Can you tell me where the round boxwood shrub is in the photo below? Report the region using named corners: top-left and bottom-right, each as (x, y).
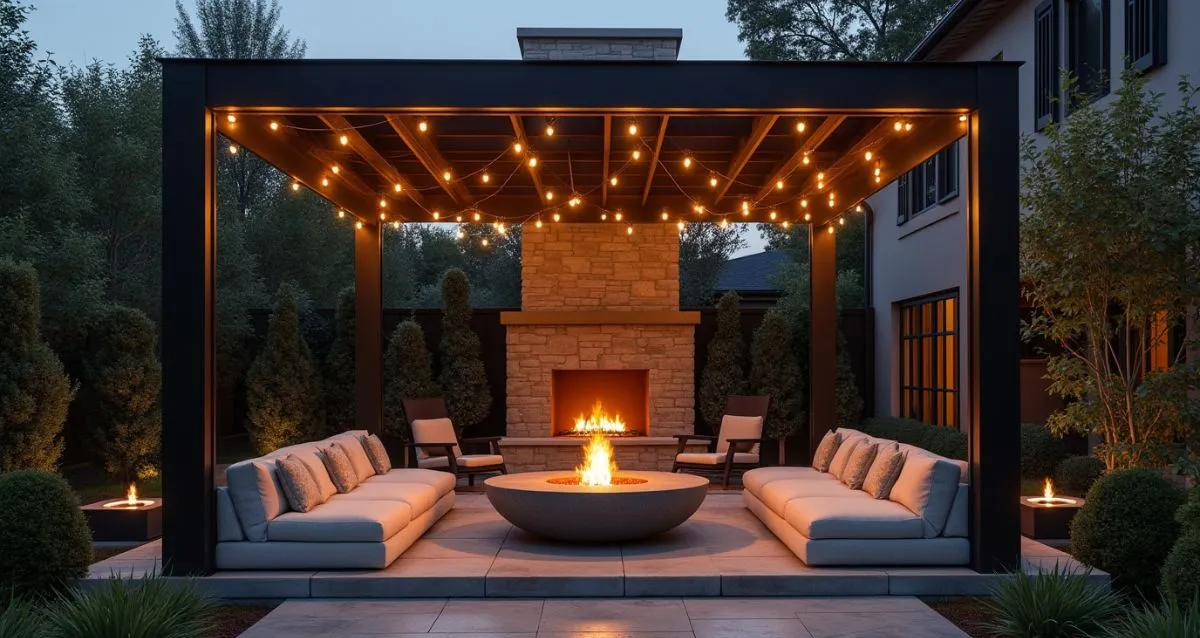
top-left (1055, 455), bottom-right (1106, 496)
top-left (1161, 487), bottom-right (1200, 601)
top-left (1070, 468), bottom-right (1183, 594)
top-left (1021, 423), bottom-right (1064, 479)
top-left (0, 470), bottom-right (92, 598)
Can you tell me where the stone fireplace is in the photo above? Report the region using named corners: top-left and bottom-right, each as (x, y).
top-left (552, 369), bottom-right (649, 436)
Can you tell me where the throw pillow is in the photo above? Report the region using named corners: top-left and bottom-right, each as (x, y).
top-left (360, 434), bottom-right (392, 475)
top-left (276, 454), bottom-right (325, 512)
top-left (319, 444), bottom-right (359, 493)
top-left (811, 431), bottom-right (841, 472)
top-left (336, 439), bottom-right (376, 483)
top-left (863, 444), bottom-right (905, 499)
top-left (828, 437), bottom-right (862, 480)
top-left (840, 442), bottom-right (879, 490)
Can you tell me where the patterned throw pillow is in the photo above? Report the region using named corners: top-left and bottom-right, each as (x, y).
top-left (276, 454), bottom-right (325, 512)
top-left (360, 434), bottom-right (392, 475)
top-left (828, 437), bottom-right (862, 479)
top-left (318, 444), bottom-right (359, 493)
top-left (840, 442), bottom-right (879, 490)
top-left (863, 444), bottom-right (906, 499)
top-left (812, 430), bottom-right (841, 472)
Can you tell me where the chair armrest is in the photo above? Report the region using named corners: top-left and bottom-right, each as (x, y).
top-left (461, 436), bottom-right (503, 454)
top-left (673, 433), bottom-right (717, 455)
top-left (722, 438), bottom-right (762, 444)
top-left (672, 434), bottom-right (717, 441)
top-left (410, 443), bottom-right (458, 472)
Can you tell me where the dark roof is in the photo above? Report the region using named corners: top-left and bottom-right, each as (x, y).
top-left (714, 251), bottom-right (792, 293)
top-left (908, 0), bottom-right (1013, 61)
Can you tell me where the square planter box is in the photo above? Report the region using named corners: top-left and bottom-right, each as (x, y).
top-left (1020, 496), bottom-right (1084, 540)
top-left (82, 498), bottom-right (163, 542)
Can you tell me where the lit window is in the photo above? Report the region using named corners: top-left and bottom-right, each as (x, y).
top-left (899, 292), bottom-right (959, 428)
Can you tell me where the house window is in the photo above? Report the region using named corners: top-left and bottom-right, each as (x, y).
top-left (1125, 0), bottom-right (1167, 72)
top-left (899, 292), bottom-right (959, 427)
top-left (1067, 0), bottom-right (1110, 102)
top-left (1034, 0), bottom-right (1060, 130)
top-left (896, 143), bottom-right (958, 225)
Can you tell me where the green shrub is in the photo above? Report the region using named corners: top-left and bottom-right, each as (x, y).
top-left (1162, 488), bottom-right (1200, 601)
top-left (383, 319), bottom-right (440, 441)
top-left (1022, 423), bottom-right (1065, 480)
top-left (1105, 595), bottom-right (1200, 638)
top-left (323, 286), bottom-right (355, 436)
top-left (834, 330), bottom-right (863, 428)
top-left (750, 310), bottom-right (804, 462)
top-left (44, 574), bottom-right (215, 638)
top-left (438, 269), bottom-right (491, 431)
top-left (0, 471), bottom-right (92, 598)
top-left (981, 565), bottom-right (1121, 638)
top-left (1055, 456), bottom-right (1106, 496)
top-left (1070, 468), bottom-right (1183, 594)
top-left (0, 259), bottom-right (74, 472)
top-left (0, 597), bottom-right (47, 638)
top-left (859, 417), bottom-right (968, 460)
top-left (699, 291), bottom-right (747, 429)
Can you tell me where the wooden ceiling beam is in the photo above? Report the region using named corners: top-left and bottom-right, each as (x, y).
top-left (509, 115), bottom-right (547, 204)
top-left (601, 115), bottom-right (612, 207)
top-left (799, 118), bottom-right (895, 205)
top-left (318, 114), bottom-right (423, 204)
top-left (641, 116), bottom-right (669, 206)
top-left (754, 115), bottom-right (846, 201)
top-left (386, 115), bottom-right (473, 205)
top-left (713, 114), bottom-right (778, 202)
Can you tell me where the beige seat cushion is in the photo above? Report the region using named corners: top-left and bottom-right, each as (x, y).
top-left (888, 453), bottom-right (962, 538)
top-left (411, 418), bottom-right (462, 459)
top-left (717, 415), bottom-right (763, 454)
top-left (676, 452), bottom-right (759, 465)
top-left (335, 439), bottom-right (377, 483)
top-left (366, 469), bottom-right (457, 494)
top-left (333, 481), bottom-right (441, 514)
top-left (418, 453), bottom-right (504, 469)
top-left (743, 467), bottom-right (834, 494)
top-left (783, 496), bottom-right (925, 540)
top-left (267, 499), bottom-right (412, 542)
top-left (759, 478), bottom-right (869, 516)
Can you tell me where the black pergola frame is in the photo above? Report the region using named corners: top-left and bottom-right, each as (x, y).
top-left (161, 59), bottom-right (1020, 575)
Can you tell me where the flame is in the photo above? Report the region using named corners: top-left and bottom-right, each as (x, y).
top-left (573, 401), bottom-right (627, 434)
top-left (576, 432), bottom-right (617, 487)
top-left (1042, 478), bottom-right (1054, 501)
top-left (126, 483), bottom-right (139, 506)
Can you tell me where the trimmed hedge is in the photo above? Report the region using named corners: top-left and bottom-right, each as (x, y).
top-left (1162, 487), bottom-right (1200, 602)
top-left (1021, 423), bottom-right (1064, 479)
top-left (859, 417), bottom-right (967, 460)
top-left (1055, 455), bottom-right (1106, 496)
top-left (0, 471), bottom-right (92, 598)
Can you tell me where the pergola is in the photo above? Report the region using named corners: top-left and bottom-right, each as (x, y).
top-left (161, 58), bottom-right (1021, 575)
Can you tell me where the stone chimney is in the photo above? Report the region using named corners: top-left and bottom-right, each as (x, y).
top-left (517, 28), bottom-right (682, 61)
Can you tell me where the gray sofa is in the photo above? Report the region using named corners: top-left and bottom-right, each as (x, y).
top-left (215, 430), bottom-right (455, 570)
top-left (743, 427), bottom-right (968, 566)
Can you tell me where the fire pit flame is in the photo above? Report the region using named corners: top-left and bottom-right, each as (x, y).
top-left (1028, 478), bottom-right (1077, 507)
top-left (576, 432), bottom-right (617, 487)
top-left (102, 483), bottom-right (155, 509)
top-left (573, 401), bottom-right (627, 435)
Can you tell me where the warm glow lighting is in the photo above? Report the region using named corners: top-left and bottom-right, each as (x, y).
top-left (482, 172), bottom-right (491, 184)
top-left (418, 120), bottom-right (428, 132)
top-left (817, 180), bottom-right (825, 190)
top-left (393, 183), bottom-right (403, 193)
top-left (960, 114), bottom-right (969, 122)
top-left (513, 141), bottom-right (524, 154)
top-left (355, 220), bottom-right (363, 230)
top-left (894, 120), bottom-right (903, 132)
top-left (719, 218), bottom-right (729, 229)
top-left (269, 120), bottom-right (279, 131)
top-left (839, 217), bottom-right (846, 226)
top-left (379, 198), bottom-right (387, 208)
top-left (473, 212), bottom-right (482, 222)
top-left (291, 181), bottom-right (300, 192)
top-left (693, 204), bottom-right (704, 215)
top-left (392, 221), bottom-right (401, 230)
top-left (576, 432), bottom-right (617, 487)
top-left (456, 229), bottom-right (465, 240)
top-left (874, 166), bottom-right (882, 176)
top-left (632, 149), bottom-right (641, 161)
top-left (337, 209), bottom-right (346, 219)
top-left (769, 210), bottom-right (777, 220)
top-left (827, 225), bottom-right (834, 234)
top-left (677, 219), bottom-right (686, 231)
top-left (535, 218), bottom-right (543, 228)
top-left (228, 144), bottom-right (239, 155)
top-left (781, 220), bottom-right (790, 229)
top-left (332, 164), bottom-right (340, 175)
top-left (627, 121), bottom-right (638, 136)
top-left (626, 225), bottom-right (634, 235)
top-left (610, 175), bottom-right (618, 186)
top-left (804, 212), bottom-right (812, 222)
top-left (776, 179), bottom-right (785, 190)
top-left (553, 213), bottom-right (562, 222)
top-left (545, 124), bottom-right (555, 136)
top-left (601, 213), bottom-right (608, 221)
top-left (801, 199), bottom-right (808, 208)
top-left (442, 170), bottom-right (452, 182)
top-left (802, 153), bottom-right (811, 165)
top-left (546, 190), bottom-right (555, 201)
top-left (103, 483), bottom-right (152, 509)
top-left (456, 215), bottom-right (463, 222)
top-left (1028, 478), bottom-right (1078, 506)
top-left (497, 223), bottom-right (507, 236)
top-left (432, 211), bottom-right (441, 220)
top-left (856, 205), bottom-right (864, 213)
top-left (528, 156), bottom-right (538, 168)
top-left (816, 172), bottom-right (825, 181)
top-left (615, 212), bottom-right (623, 222)
top-left (864, 151), bottom-right (873, 161)
top-left (321, 177), bottom-right (330, 187)
top-left (379, 212), bottom-right (387, 221)
top-left (904, 121), bottom-right (913, 131)
top-left (339, 134), bottom-right (349, 146)
top-left (796, 120), bottom-right (806, 133)
top-left (226, 114), bottom-right (237, 123)
top-left (661, 211), bottom-right (669, 221)
top-left (481, 238), bottom-right (489, 246)
top-left (683, 156), bottom-right (692, 169)
top-left (709, 175), bottom-right (718, 187)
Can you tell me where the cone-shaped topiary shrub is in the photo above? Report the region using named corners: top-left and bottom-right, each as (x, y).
top-left (246, 284), bottom-right (324, 455)
top-left (383, 319), bottom-right (440, 442)
top-left (323, 286), bottom-right (356, 436)
top-left (1070, 468), bottom-right (1183, 594)
top-left (0, 470), bottom-right (92, 598)
top-left (699, 291), bottom-right (747, 429)
top-left (1161, 487), bottom-right (1200, 601)
top-left (1055, 455), bottom-right (1106, 496)
top-left (749, 310), bottom-right (804, 463)
top-left (0, 260), bottom-right (74, 472)
top-left (1021, 422), bottom-right (1065, 480)
top-left (438, 269), bottom-right (491, 431)
top-left (834, 329), bottom-right (863, 428)
top-left (44, 573), bottom-right (215, 638)
top-left (83, 305), bottom-right (162, 483)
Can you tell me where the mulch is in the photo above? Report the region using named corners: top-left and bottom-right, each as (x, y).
top-left (922, 597), bottom-right (996, 638)
top-left (208, 604), bottom-right (277, 638)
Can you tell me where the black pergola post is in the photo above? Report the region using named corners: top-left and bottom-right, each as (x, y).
top-left (161, 62), bottom-right (216, 575)
top-left (355, 222), bottom-right (383, 434)
top-left (808, 223), bottom-right (837, 455)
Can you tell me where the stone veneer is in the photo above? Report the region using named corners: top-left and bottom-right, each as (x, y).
top-left (516, 28), bottom-right (682, 62)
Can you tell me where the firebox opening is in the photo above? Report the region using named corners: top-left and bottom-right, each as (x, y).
top-left (551, 369), bottom-right (650, 437)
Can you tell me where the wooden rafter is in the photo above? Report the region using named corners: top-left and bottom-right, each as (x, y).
top-left (385, 115), bottom-right (473, 205)
top-left (601, 115), bottom-right (612, 206)
top-left (799, 119), bottom-right (894, 202)
top-left (754, 115), bottom-right (846, 201)
top-left (509, 115), bottom-right (547, 204)
top-left (713, 114), bottom-right (778, 202)
top-left (318, 115), bottom-right (423, 204)
top-left (641, 115), bottom-right (669, 206)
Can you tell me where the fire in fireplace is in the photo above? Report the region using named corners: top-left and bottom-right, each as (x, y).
top-left (551, 369), bottom-right (649, 436)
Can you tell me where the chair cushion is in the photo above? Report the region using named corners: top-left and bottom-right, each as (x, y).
top-left (759, 478), bottom-right (869, 516)
top-left (319, 444), bottom-right (360, 493)
top-left (840, 442), bottom-right (878, 490)
top-left (419, 453), bottom-right (504, 469)
top-left (276, 454), bottom-right (326, 512)
top-left (888, 453), bottom-right (962, 537)
top-left (744, 467), bottom-right (835, 494)
top-left (335, 439), bottom-right (376, 483)
top-left (811, 430), bottom-right (841, 472)
top-left (863, 443), bottom-right (905, 499)
top-left (784, 496), bottom-right (926, 540)
top-left (332, 481), bottom-right (441, 514)
top-left (676, 452), bottom-right (759, 465)
top-left (828, 437), bottom-right (862, 480)
top-left (267, 499), bottom-right (412, 542)
top-left (361, 434), bottom-right (392, 475)
top-left (411, 418), bottom-right (462, 459)
top-left (717, 414), bottom-right (763, 454)
top-left (366, 469), bottom-right (457, 495)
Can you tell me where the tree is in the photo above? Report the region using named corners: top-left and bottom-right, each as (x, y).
top-left (460, 223), bottom-right (522, 307)
top-left (679, 222), bottom-right (747, 307)
top-left (750, 310), bottom-right (804, 462)
top-left (0, 260), bottom-right (75, 472)
top-left (1021, 72), bottom-right (1200, 470)
top-left (174, 0), bottom-right (306, 59)
top-left (322, 286), bottom-right (355, 435)
top-left (699, 291), bottom-right (748, 429)
top-left (383, 320), bottom-right (440, 441)
top-left (245, 284), bottom-right (323, 454)
top-left (83, 305), bottom-right (162, 483)
top-left (438, 269), bottom-right (492, 432)
top-left (725, 0), bottom-right (956, 62)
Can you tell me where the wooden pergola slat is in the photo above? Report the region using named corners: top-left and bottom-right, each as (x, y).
top-left (509, 115), bottom-right (548, 204)
top-left (386, 115), bottom-right (473, 206)
top-left (641, 116), bottom-right (669, 206)
top-left (601, 115), bottom-right (612, 206)
top-left (713, 114), bottom-right (778, 202)
top-left (754, 116), bottom-right (846, 202)
top-left (318, 114), bottom-right (424, 204)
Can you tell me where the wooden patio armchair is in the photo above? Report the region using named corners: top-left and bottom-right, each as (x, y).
top-left (402, 397), bottom-right (506, 486)
top-left (672, 395), bottom-right (771, 488)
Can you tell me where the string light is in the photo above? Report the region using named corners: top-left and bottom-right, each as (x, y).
top-left (741, 201), bottom-right (750, 217)
top-left (473, 211), bottom-right (482, 222)
top-left (782, 220), bottom-right (790, 229)
top-left (610, 175), bottom-right (618, 187)
top-left (959, 114), bottom-right (968, 122)
top-left (418, 120), bottom-right (428, 133)
top-left (379, 212), bottom-right (387, 221)
top-left (627, 121), bottom-right (638, 136)
top-left (855, 204), bottom-right (864, 213)
top-left (776, 179), bottom-right (785, 190)
top-left (693, 203), bottom-right (705, 215)
top-left (355, 220), bottom-right (363, 230)
top-left (553, 212), bottom-right (561, 222)
top-left (632, 149), bottom-right (641, 161)
top-left (291, 181), bottom-right (300, 192)
top-left (482, 172), bottom-right (491, 184)
top-left (228, 144), bottom-right (239, 155)
top-left (800, 199), bottom-right (808, 208)
top-left (456, 229), bottom-right (464, 240)
top-left (905, 121), bottom-right (913, 131)
top-left (337, 209), bottom-right (346, 219)
top-left (513, 141), bottom-right (524, 154)
top-left (393, 183), bottom-right (402, 193)
top-left (864, 151), bottom-right (873, 161)
top-left (827, 225), bottom-right (834, 234)
top-left (615, 212), bottom-right (623, 222)
top-left (528, 156), bottom-right (538, 168)
top-left (601, 213), bottom-right (608, 221)
top-left (816, 171), bottom-right (825, 181)
top-left (839, 217), bottom-right (846, 226)
top-left (802, 153), bottom-right (811, 166)
top-left (894, 120), bottom-right (903, 132)
top-left (796, 120), bottom-right (806, 133)
top-left (481, 238), bottom-right (489, 246)
top-left (661, 211), bottom-right (669, 221)
top-left (804, 212), bottom-right (812, 222)
top-left (442, 169), bottom-right (452, 182)
top-left (545, 122), bottom-right (555, 136)
top-left (769, 210), bottom-right (777, 220)
top-left (709, 174), bottom-right (718, 188)
top-left (340, 134), bottom-right (349, 146)
top-left (535, 217), bottom-right (543, 228)
top-left (817, 180), bottom-right (825, 190)
top-left (497, 222), bottom-right (507, 236)
top-left (569, 196), bottom-right (581, 207)
top-left (379, 198), bottom-right (387, 208)
top-left (321, 177), bottom-right (330, 187)
top-left (432, 211), bottom-right (441, 220)
top-left (269, 120), bottom-right (279, 131)
top-left (677, 219), bottom-right (686, 232)
top-left (683, 156), bottom-right (692, 169)
top-left (456, 215), bottom-right (463, 222)
top-left (719, 218), bottom-right (729, 229)
top-left (332, 164), bottom-right (341, 175)
top-left (392, 221), bottom-right (401, 230)
top-left (226, 114), bottom-right (237, 123)
top-left (546, 191), bottom-right (555, 202)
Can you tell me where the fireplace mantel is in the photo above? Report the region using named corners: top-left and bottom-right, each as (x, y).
top-left (500, 310), bottom-right (700, 326)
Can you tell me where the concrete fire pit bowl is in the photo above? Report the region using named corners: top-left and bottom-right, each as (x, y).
top-left (484, 470), bottom-right (708, 542)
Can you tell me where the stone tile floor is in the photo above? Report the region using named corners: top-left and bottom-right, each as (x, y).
top-left (238, 596), bottom-right (969, 637)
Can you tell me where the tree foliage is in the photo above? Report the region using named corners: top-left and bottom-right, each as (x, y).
top-left (0, 260), bottom-right (74, 473)
top-left (322, 286), bottom-right (355, 435)
top-left (725, 0), bottom-right (956, 61)
top-left (438, 269), bottom-right (492, 431)
top-left (245, 284), bottom-right (323, 454)
top-left (174, 0), bottom-right (306, 59)
top-left (83, 305), bottom-right (162, 483)
top-left (383, 320), bottom-right (440, 441)
top-left (699, 291), bottom-right (748, 429)
top-left (679, 222), bottom-right (747, 307)
top-left (750, 310), bottom-right (804, 457)
top-left (0, 471), bottom-right (92, 599)
top-left (1021, 72), bottom-right (1200, 470)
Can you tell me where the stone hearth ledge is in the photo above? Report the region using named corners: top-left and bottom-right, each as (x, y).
top-left (499, 436), bottom-right (686, 446)
top-left (499, 310), bottom-right (700, 325)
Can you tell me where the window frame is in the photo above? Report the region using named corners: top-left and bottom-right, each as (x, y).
top-left (897, 143), bottom-right (959, 226)
top-left (898, 290), bottom-right (960, 428)
top-left (1034, 0), bottom-right (1060, 131)
top-left (1066, 0), bottom-right (1111, 104)
top-left (1125, 0), bottom-right (1167, 73)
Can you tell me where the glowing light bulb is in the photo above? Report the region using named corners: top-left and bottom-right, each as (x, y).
top-left (546, 191), bottom-right (555, 201)
top-left (874, 166), bottom-right (882, 176)
top-left (513, 141), bottom-right (524, 154)
top-left (627, 121), bottom-right (638, 136)
top-left (418, 120), bottom-right (428, 132)
top-left (864, 151), bottom-right (873, 161)
top-left (661, 211), bottom-right (669, 221)
top-left (677, 220), bottom-right (685, 231)
top-left (683, 156), bottom-right (692, 169)
top-left (719, 218), bottom-right (729, 229)
top-left (769, 210), bottom-right (777, 220)
top-left (473, 211), bottom-right (482, 222)
top-left (875, 175), bottom-right (882, 183)
top-left (332, 164), bottom-right (340, 174)
top-left (545, 124), bottom-right (555, 136)
top-left (776, 179), bottom-right (785, 190)
top-left (627, 225), bottom-right (634, 235)
top-left (432, 211), bottom-right (441, 220)
top-left (456, 215), bottom-right (463, 222)
top-left (817, 180), bottom-right (825, 190)
top-left (632, 149), bottom-right (641, 161)
top-left (228, 144), bottom-right (239, 155)
top-left (481, 238), bottom-right (489, 246)
top-left (959, 114), bottom-right (968, 122)
top-left (528, 156), bottom-right (538, 168)
top-left (379, 198), bottom-right (387, 208)
top-left (827, 225), bottom-right (834, 234)
top-left (393, 183), bottom-right (403, 193)
top-left (904, 121), bottom-right (913, 131)
top-left (615, 212), bottom-right (623, 222)
top-left (456, 230), bottom-right (464, 240)
top-left (816, 172), bottom-right (825, 181)
top-left (442, 170), bottom-right (452, 182)
top-left (801, 199), bottom-right (808, 208)
top-left (497, 223), bottom-right (507, 236)
top-left (340, 134), bottom-right (349, 146)
top-left (796, 120), bottom-right (806, 133)
top-left (782, 220), bottom-right (790, 229)
top-left (482, 172), bottom-right (491, 184)
top-left (839, 217), bottom-right (846, 226)
top-left (802, 153), bottom-right (811, 166)
top-left (321, 177), bottom-right (330, 187)
top-left (894, 120), bottom-right (903, 132)
top-left (693, 204), bottom-right (704, 215)
top-left (709, 175), bottom-right (718, 187)
top-left (536, 218), bottom-right (543, 228)
top-left (553, 213), bottom-right (561, 222)
top-left (291, 181), bottom-right (300, 192)
top-left (392, 221), bottom-right (401, 230)
top-left (601, 213), bottom-right (608, 221)
top-left (337, 210), bottom-right (345, 219)
top-left (226, 114), bottom-right (237, 123)
top-left (856, 205), bottom-right (864, 213)
top-left (355, 220), bottom-right (363, 230)
top-left (269, 121), bottom-right (279, 131)
top-left (610, 175), bottom-right (618, 186)
top-left (804, 212), bottom-right (812, 222)
top-left (379, 212), bottom-right (387, 220)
